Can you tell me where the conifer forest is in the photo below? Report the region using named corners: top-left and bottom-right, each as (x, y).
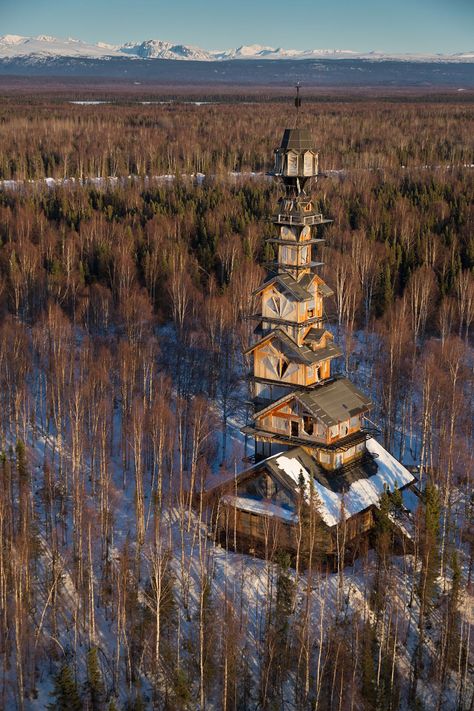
top-left (0, 93), bottom-right (472, 710)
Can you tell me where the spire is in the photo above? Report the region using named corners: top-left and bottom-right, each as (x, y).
top-left (294, 82), bottom-right (302, 128)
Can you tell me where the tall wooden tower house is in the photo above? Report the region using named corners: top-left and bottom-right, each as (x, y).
top-left (205, 107), bottom-right (416, 558)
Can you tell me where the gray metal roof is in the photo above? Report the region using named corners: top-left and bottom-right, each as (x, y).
top-left (304, 328), bottom-right (329, 342)
top-left (253, 273), bottom-right (313, 302)
top-left (245, 328), bottom-right (340, 366)
top-left (279, 128), bottom-right (315, 151)
top-left (317, 282), bottom-right (334, 298)
top-left (297, 378), bottom-right (372, 426)
top-left (254, 376), bottom-right (371, 425)
top-left (278, 272), bottom-right (313, 301)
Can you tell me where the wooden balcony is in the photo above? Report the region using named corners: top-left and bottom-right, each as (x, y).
top-left (271, 212), bottom-right (333, 227)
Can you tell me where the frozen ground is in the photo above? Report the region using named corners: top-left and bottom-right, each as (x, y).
top-left (10, 385), bottom-right (471, 710)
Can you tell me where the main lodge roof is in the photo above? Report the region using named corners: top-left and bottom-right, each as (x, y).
top-left (206, 438), bottom-right (415, 529)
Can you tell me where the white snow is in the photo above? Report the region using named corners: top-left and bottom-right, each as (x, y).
top-left (0, 34), bottom-right (472, 63)
top-left (221, 494), bottom-right (297, 522)
top-left (274, 437), bottom-right (415, 528)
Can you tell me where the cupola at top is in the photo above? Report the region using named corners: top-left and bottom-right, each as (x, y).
top-left (272, 128), bottom-right (319, 181)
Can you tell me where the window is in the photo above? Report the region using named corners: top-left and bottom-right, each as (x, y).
top-left (287, 152), bottom-right (298, 175)
top-left (278, 358), bottom-right (289, 378)
top-left (268, 295), bottom-right (281, 316)
top-left (320, 452), bottom-right (330, 464)
top-left (273, 416), bottom-right (287, 432)
top-left (291, 421), bottom-right (299, 437)
top-left (264, 474), bottom-right (277, 498)
top-left (303, 416), bottom-right (314, 436)
top-left (304, 152), bottom-right (313, 175)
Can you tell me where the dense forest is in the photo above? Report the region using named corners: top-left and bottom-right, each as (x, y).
top-left (0, 96), bottom-right (472, 710)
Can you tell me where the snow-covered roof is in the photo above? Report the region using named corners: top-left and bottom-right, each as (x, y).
top-left (272, 437), bottom-right (415, 527)
top-left (221, 495), bottom-right (297, 523)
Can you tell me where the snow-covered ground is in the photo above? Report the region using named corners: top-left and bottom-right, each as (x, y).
top-left (10, 358), bottom-right (469, 709)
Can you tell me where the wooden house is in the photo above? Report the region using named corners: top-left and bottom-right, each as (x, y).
top-left (204, 123), bottom-right (416, 560)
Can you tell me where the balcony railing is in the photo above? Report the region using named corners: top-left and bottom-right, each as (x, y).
top-left (271, 213), bottom-right (333, 226)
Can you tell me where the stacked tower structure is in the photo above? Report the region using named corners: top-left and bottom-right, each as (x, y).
top-left (244, 127), bottom-right (373, 471)
top-left (205, 114), bottom-right (415, 557)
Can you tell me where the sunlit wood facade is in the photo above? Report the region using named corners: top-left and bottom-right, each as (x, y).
top-left (204, 124), bottom-right (415, 559)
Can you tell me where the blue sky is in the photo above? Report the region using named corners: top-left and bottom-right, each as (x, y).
top-left (1, 0), bottom-right (473, 53)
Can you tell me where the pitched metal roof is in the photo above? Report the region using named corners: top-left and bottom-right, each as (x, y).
top-left (205, 439), bottom-right (415, 529)
top-left (304, 328), bottom-right (331, 343)
top-left (297, 378), bottom-right (372, 426)
top-left (294, 273), bottom-right (334, 299)
top-left (254, 376), bottom-right (371, 425)
top-left (253, 273), bottom-right (312, 302)
top-left (317, 282), bottom-right (334, 298)
top-left (279, 128), bottom-right (314, 151)
top-left (245, 328), bottom-right (341, 366)
top-left (264, 446), bottom-right (378, 495)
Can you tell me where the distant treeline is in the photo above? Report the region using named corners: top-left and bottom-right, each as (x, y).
top-left (0, 99), bottom-right (473, 180)
top-left (0, 166), bottom-right (471, 331)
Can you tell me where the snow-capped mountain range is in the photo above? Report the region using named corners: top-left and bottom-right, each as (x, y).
top-left (0, 34), bottom-right (473, 63)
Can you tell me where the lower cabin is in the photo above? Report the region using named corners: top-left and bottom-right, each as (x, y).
top-left (204, 437), bottom-right (417, 564)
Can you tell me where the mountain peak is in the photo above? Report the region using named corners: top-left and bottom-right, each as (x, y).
top-left (0, 33), bottom-right (472, 63)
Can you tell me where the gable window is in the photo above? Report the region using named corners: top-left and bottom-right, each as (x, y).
top-left (278, 357), bottom-right (289, 378)
top-left (268, 295), bottom-right (281, 316)
top-left (303, 416), bottom-right (314, 436)
top-left (291, 421), bottom-right (299, 437)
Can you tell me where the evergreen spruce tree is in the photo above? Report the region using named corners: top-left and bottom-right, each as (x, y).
top-left (16, 440), bottom-right (28, 481)
top-left (260, 552), bottom-right (295, 708)
top-left (85, 647), bottom-right (105, 710)
top-left (126, 690), bottom-right (147, 710)
top-left (418, 483), bottom-right (441, 609)
top-left (48, 663), bottom-right (82, 711)
top-left (411, 482), bottom-right (441, 701)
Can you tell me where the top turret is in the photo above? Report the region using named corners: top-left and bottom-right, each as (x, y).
top-left (271, 128), bottom-right (319, 196)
